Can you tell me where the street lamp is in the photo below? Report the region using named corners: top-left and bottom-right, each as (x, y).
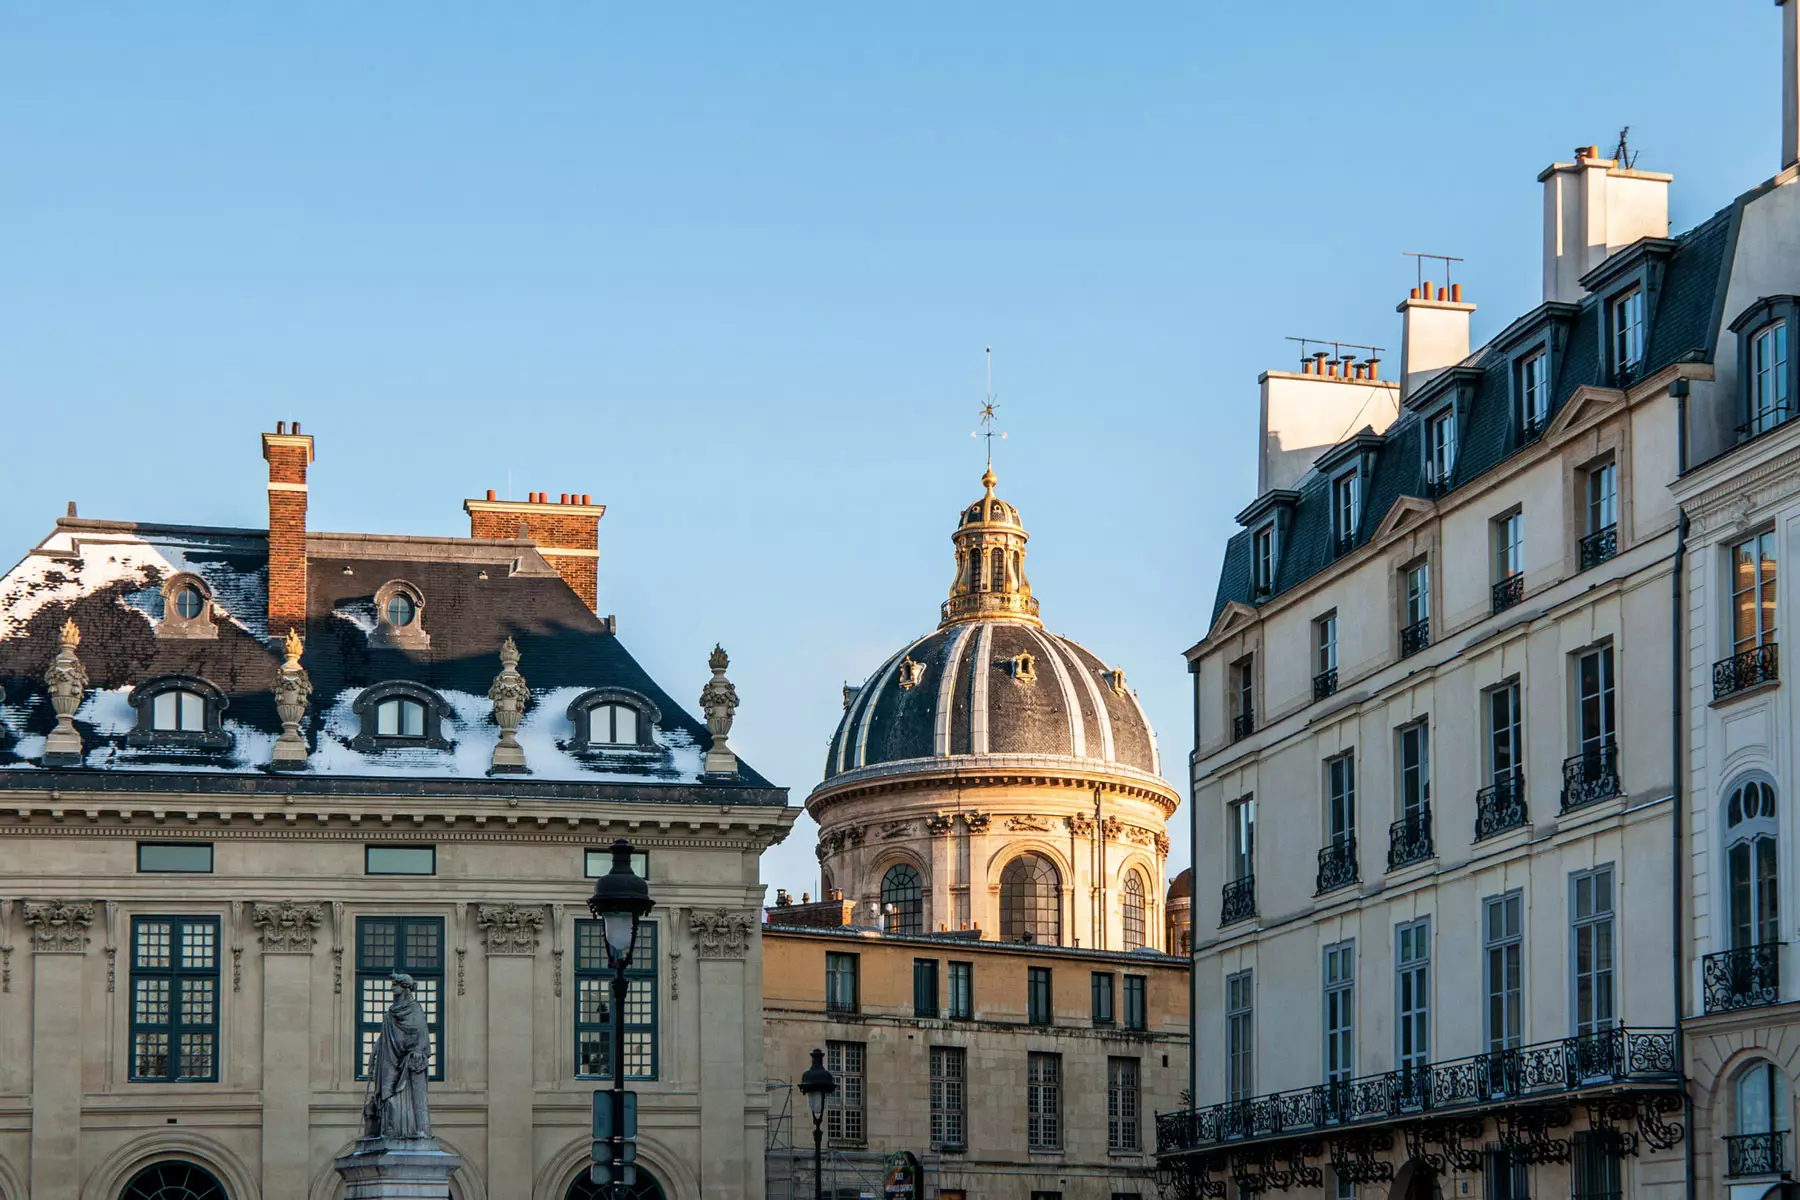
top-left (797, 1047), bottom-right (837, 1200)
top-left (587, 839), bottom-right (654, 1200)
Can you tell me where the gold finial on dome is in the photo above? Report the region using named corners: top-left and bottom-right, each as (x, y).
top-left (940, 467), bottom-right (1039, 628)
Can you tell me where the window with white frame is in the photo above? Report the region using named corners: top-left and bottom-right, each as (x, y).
top-left (1737, 1060), bottom-right (1791, 1140)
top-left (1396, 919), bottom-right (1430, 1076)
top-left (1484, 892), bottom-right (1523, 1052)
top-left (1397, 723), bottom-right (1429, 824)
top-left (1612, 288), bottom-right (1645, 380)
top-left (1487, 682), bottom-right (1522, 787)
top-left (825, 1040), bottom-right (865, 1144)
top-left (1725, 778), bottom-right (1780, 952)
top-left (1332, 473), bottom-right (1359, 548)
top-left (1326, 752), bottom-right (1355, 849)
top-left (1575, 646), bottom-right (1616, 757)
top-left (1323, 942), bottom-right (1355, 1086)
top-left (1252, 525), bottom-right (1275, 595)
top-left (1315, 612), bottom-right (1338, 676)
top-left (1731, 531), bottom-right (1778, 657)
top-left (1750, 320), bottom-right (1791, 435)
top-left (1403, 562), bottom-right (1429, 629)
top-left (1228, 795), bottom-right (1255, 882)
top-left (1520, 349), bottom-right (1550, 432)
top-left (1227, 970), bottom-right (1253, 1102)
top-left (1493, 511), bottom-right (1522, 583)
top-left (1425, 409), bottom-right (1456, 485)
top-left (1587, 461), bottom-right (1617, 536)
top-left (1572, 866), bottom-right (1616, 1036)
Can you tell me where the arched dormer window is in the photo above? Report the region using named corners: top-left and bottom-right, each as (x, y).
top-left (127, 676), bottom-right (233, 751)
top-left (371, 580), bottom-right (430, 649)
top-left (158, 574), bottom-right (218, 640)
top-left (1000, 853), bottom-right (1062, 946)
top-left (566, 688), bottom-right (661, 751)
top-left (1121, 870), bottom-right (1147, 950)
top-left (351, 682), bottom-right (450, 750)
top-left (881, 863), bottom-right (924, 935)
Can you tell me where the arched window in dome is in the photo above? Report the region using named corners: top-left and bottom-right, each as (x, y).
top-left (881, 864), bottom-right (924, 935)
top-left (990, 547), bottom-right (1006, 592)
top-left (964, 550), bottom-right (981, 593)
top-left (1725, 777), bottom-right (1780, 953)
top-left (1121, 871), bottom-right (1147, 951)
top-left (1001, 854), bottom-right (1062, 946)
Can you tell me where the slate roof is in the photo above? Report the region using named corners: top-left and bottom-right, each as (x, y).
top-left (1208, 202), bottom-right (1737, 626)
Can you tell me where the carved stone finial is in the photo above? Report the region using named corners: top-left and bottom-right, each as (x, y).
top-left (252, 900), bottom-right (324, 952)
top-left (59, 617), bottom-right (81, 649)
top-left (487, 637), bottom-right (530, 774)
top-left (476, 903), bottom-right (546, 954)
top-left (42, 620), bottom-right (89, 766)
top-left (283, 626), bottom-right (304, 665)
top-left (23, 900), bottom-right (95, 953)
top-left (700, 644), bottom-right (740, 776)
top-left (688, 907), bottom-right (753, 958)
top-left (271, 628), bottom-right (313, 767)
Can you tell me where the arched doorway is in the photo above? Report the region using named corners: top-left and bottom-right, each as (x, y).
top-left (564, 1167), bottom-right (666, 1200)
top-left (119, 1161), bottom-right (230, 1200)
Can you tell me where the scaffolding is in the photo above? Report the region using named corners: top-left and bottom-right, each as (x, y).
top-left (765, 1079), bottom-right (941, 1200)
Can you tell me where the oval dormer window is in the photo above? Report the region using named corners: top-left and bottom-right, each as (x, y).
top-left (386, 593), bottom-right (417, 628)
top-left (376, 696), bottom-right (426, 738)
top-left (589, 702), bottom-right (638, 746)
top-left (173, 585), bottom-right (206, 621)
top-left (152, 689), bottom-right (207, 732)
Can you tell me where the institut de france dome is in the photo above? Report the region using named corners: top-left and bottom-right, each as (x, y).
top-left (808, 467), bottom-right (1181, 951)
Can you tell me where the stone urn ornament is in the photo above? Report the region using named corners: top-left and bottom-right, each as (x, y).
top-left (271, 627), bottom-right (313, 766)
top-left (699, 643), bottom-right (739, 776)
top-left (487, 636), bottom-right (529, 773)
top-left (42, 617), bottom-right (89, 766)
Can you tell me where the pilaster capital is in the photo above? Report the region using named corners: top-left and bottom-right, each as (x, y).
top-left (687, 907), bottom-right (754, 959)
top-left (476, 903), bottom-right (546, 955)
top-left (22, 899), bottom-right (95, 953)
top-left (251, 900), bottom-right (324, 953)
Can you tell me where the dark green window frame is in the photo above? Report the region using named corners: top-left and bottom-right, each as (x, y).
top-left (913, 958), bottom-right (940, 1018)
top-left (1123, 974), bottom-right (1148, 1031)
top-left (1092, 971), bottom-right (1116, 1025)
top-left (1028, 966), bottom-right (1053, 1026)
top-left (355, 916), bottom-right (445, 1081)
top-left (947, 961), bottom-right (973, 1019)
top-left (826, 951), bottom-right (860, 1014)
top-left (129, 915), bottom-right (221, 1082)
top-left (575, 919), bottom-right (658, 1080)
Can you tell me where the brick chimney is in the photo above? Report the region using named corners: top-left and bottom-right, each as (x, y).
top-left (1397, 283), bottom-right (1476, 402)
top-left (261, 421), bottom-right (314, 640)
top-left (464, 491), bottom-right (607, 611)
top-left (1539, 146), bottom-right (1671, 304)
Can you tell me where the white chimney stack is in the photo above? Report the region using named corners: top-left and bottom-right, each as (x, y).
top-left (1539, 147), bottom-right (1672, 304)
top-left (1782, 0), bottom-right (1800, 170)
top-left (1396, 283), bottom-right (1476, 402)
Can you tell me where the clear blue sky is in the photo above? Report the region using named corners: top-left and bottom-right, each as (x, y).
top-left (0, 2), bottom-right (1781, 896)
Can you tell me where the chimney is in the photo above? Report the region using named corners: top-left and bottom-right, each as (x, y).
top-left (1539, 145), bottom-right (1672, 304)
top-left (1397, 288), bottom-right (1477, 402)
top-left (261, 421), bottom-right (314, 640)
top-left (464, 492), bottom-right (607, 611)
top-left (1783, 1), bottom-right (1800, 169)
top-left (1256, 359), bottom-right (1401, 493)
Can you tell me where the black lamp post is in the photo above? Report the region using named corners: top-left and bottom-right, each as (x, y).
top-left (587, 839), bottom-right (654, 1200)
top-left (797, 1047), bottom-right (837, 1200)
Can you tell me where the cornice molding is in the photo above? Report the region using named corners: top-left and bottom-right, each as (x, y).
top-left (1681, 435), bottom-right (1800, 539)
top-left (807, 756), bottom-right (1179, 818)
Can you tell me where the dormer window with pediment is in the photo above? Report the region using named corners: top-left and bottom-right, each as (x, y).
top-left (127, 676), bottom-right (233, 751)
top-left (566, 688), bottom-right (661, 751)
top-left (371, 581), bottom-right (429, 649)
top-left (351, 682), bottom-right (451, 750)
top-left (1730, 296), bottom-right (1800, 441)
top-left (158, 574), bottom-right (218, 640)
top-left (1579, 237), bottom-right (1674, 389)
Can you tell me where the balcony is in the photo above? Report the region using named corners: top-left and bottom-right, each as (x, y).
top-left (1579, 524), bottom-right (1618, 571)
top-left (1702, 943), bottom-right (1782, 1014)
top-left (1219, 876), bottom-right (1255, 927)
top-left (1475, 772), bottom-right (1528, 841)
top-left (1727, 1131), bottom-right (1787, 1178)
top-left (1399, 618), bottom-right (1430, 657)
top-left (1387, 809), bottom-right (1433, 872)
top-left (1312, 668), bottom-right (1338, 701)
top-left (1333, 533), bottom-right (1356, 559)
top-left (1491, 573), bottom-right (1524, 615)
top-left (1715, 644), bottom-right (1779, 700)
top-left (1232, 710), bottom-right (1255, 741)
top-left (1560, 741), bottom-right (1621, 813)
top-left (1315, 834), bottom-right (1358, 896)
top-left (1516, 414), bottom-right (1548, 447)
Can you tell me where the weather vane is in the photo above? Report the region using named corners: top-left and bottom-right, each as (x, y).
top-left (972, 345), bottom-right (1007, 468)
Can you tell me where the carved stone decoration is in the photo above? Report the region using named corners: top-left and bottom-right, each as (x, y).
top-left (1101, 815), bottom-right (1125, 840)
top-left (1153, 831), bottom-right (1172, 858)
top-left (1067, 813), bottom-right (1096, 837)
top-left (487, 636), bottom-right (530, 774)
top-left (964, 812), bottom-right (991, 833)
top-left (41, 618), bottom-right (89, 766)
top-left (842, 824), bottom-right (867, 847)
top-left (688, 907), bottom-right (754, 958)
top-left (897, 656), bottom-right (926, 690)
top-left (1107, 665), bottom-right (1129, 695)
top-left (271, 626), bottom-right (313, 765)
top-left (814, 842), bottom-right (830, 862)
top-left (23, 899), bottom-right (95, 953)
top-left (1006, 814), bottom-right (1052, 832)
top-left (1123, 824), bottom-right (1156, 847)
top-left (476, 903), bottom-right (546, 955)
top-left (252, 900), bottom-right (324, 952)
top-left (925, 813), bottom-right (955, 835)
top-left (699, 644), bottom-right (740, 776)
top-left (879, 820), bottom-right (912, 840)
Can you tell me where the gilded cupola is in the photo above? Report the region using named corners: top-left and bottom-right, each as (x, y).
top-left (940, 468), bottom-right (1039, 627)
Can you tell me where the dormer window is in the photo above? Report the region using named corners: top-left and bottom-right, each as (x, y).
top-left (1331, 473), bottom-right (1360, 555)
top-left (173, 586), bottom-right (205, 620)
top-left (127, 676), bottom-right (232, 750)
top-left (351, 683), bottom-right (450, 750)
top-left (386, 593), bottom-right (417, 628)
top-left (1252, 525), bottom-right (1275, 596)
top-left (157, 574), bottom-right (217, 640)
top-left (1611, 288), bottom-right (1645, 382)
top-left (566, 688), bottom-right (661, 752)
top-left (154, 689), bottom-right (206, 732)
top-left (589, 703), bottom-right (638, 745)
top-left (1749, 321), bottom-right (1790, 436)
top-left (371, 581), bottom-right (429, 649)
top-left (1424, 410), bottom-right (1455, 491)
top-left (1518, 350), bottom-right (1550, 439)
top-left (377, 697), bottom-right (426, 738)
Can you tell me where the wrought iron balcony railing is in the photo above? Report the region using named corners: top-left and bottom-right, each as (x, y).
top-left (1491, 573), bottom-right (1524, 615)
top-left (1579, 524), bottom-right (1618, 571)
top-left (1400, 618), bottom-right (1430, 657)
top-left (1727, 1131), bottom-right (1787, 1177)
top-left (1333, 533), bottom-right (1356, 559)
top-left (1738, 405), bottom-right (1791, 441)
top-left (1715, 644), bottom-right (1779, 700)
top-left (1561, 741), bottom-right (1621, 813)
top-left (1315, 834), bottom-right (1358, 896)
top-left (1154, 1027), bottom-right (1679, 1157)
top-left (1219, 875), bottom-right (1255, 927)
top-left (1423, 475), bottom-right (1451, 498)
top-left (1387, 809), bottom-right (1433, 872)
top-left (1703, 942), bottom-right (1782, 1014)
top-left (1313, 668), bottom-right (1338, 701)
top-left (1475, 772), bottom-right (1528, 841)
top-left (1516, 414), bottom-right (1547, 446)
top-left (1232, 710), bottom-right (1255, 741)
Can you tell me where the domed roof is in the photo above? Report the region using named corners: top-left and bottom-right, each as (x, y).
top-left (1167, 867), bottom-right (1193, 902)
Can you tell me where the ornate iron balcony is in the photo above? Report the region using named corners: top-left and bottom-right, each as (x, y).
top-left (1715, 644), bottom-right (1779, 700)
top-left (1561, 741), bottom-right (1621, 813)
top-left (1703, 942), bottom-right (1782, 1014)
top-left (1727, 1131), bottom-right (1786, 1178)
top-left (1491, 573), bottom-right (1524, 615)
top-left (1579, 524), bottom-right (1618, 571)
top-left (1312, 668), bottom-right (1338, 701)
top-left (1739, 407), bottom-right (1793, 442)
top-left (1399, 618), bottom-right (1430, 657)
top-left (1516, 414), bottom-right (1547, 446)
top-left (1219, 876), bottom-right (1255, 927)
top-left (1387, 809), bottom-right (1433, 872)
top-left (1232, 711), bottom-right (1255, 741)
top-left (1315, 834), bottom-right (1358, 896)
top-left (1475, 772), bottom-right (1528, 841)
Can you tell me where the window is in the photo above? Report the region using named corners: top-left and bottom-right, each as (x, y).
top-left (1027, 1052), bottom-right (1062, 1150)
top-left (825, 952), bottom-right (859, 1014)
top-left (1232, 657), bottom-right (1256, 739)
top-left (1519, 349), bottom-right (1550, 434)
top-left (930, 1046), bottom-right (967, 1150)
top-left (1396, 919), bottom-right (1430, 1075)
top-left (120, 1163), bottom-right (230, 1200)
top-left (1314, 612), bottom-right (1338, 699)
top-left (356, 916), bottom-right (443, 1080)
top-left (1612, 287), bottom-right (1645, 381)
top-left (1001, 854), bottom-right (1062, 945)
top-left (376, 697), bottom-right (426, 738)
top-left (913, 958), bottom-right (940, 1018)
top-left (365, 845), bottom-right (435, 875)
top-left (1227, 970), bottom-right (1254, 1101)
top-left (129, 916), bottom-right (220, 1082)
top-left (1571, 1130), bottom-right (1623, 1200)
top-left (371, 582), bottom-right (429, 648)
top-left (948, 961), bottom-right (973, 1019)
top-left (1121, 871), bottom-right (1147, 950)
top-left (1252, 525), bottom-right (1275, 595)
top-left (1488, 682), bottom-right (1522, 786)
top-left (1398, 723), bottom-right (1429, 824)
top-left (588, 702), bottom-right (639, 746)
top-left (173, 584), bottom-right (206, 620)
top-left (152, 689), bottom-right (206, 732)
top-left (1484, 892), bottom-right (1523, 1052)
top-left (1326, 752), bottom-right (1355, 848)
top-left (1587, 462), bottom-right (1617, 536)
top-left (1751, 320), bottom-right (1791, 435)
top-left (1092, 972), bottom-right (1115, 1025)
top-left (137, 842), bottom-right (213, 873)
top-left (1028, 966), bottom-right (1053, 1026)
top-left (1483, 1146), bottom-right (1529, 1200)
top-left (1731, 531), bottom-right (1779, 656)
top-left (386, 592), bottom-right (417, 627)
top-left (882, 863), bottom-right (925, 935)
top-left (1401, 561), bottom-right (1430, 654)
top-left (1575, 646), bottom-right (1616, 755)
top-left (1425, 409), bottom-right (1455, 486)
top-left (1228, 794), bottom-right (1255, 885)
top-left (1572, 866), bottom-right (1615, 1036)
top-left (1332, 1174), bottom-right (1355, 1200)
top-left (1737, 1061), bottom-right (1790, 1138)
top-left (1123, 974), bottom-right (1147, 1031)
top-left (825, 1041), bottom-right (865, 1144)
top-left (353, 684), bottom-right (446, 749)
top-left (1323, 941), bottom-right (1355, 1085)
top-left (576, 920), bottom-right (658, 1079)
top-left (1726, 779), bottom-right (1781, 951)
top-left (1107, 1057), bottom-right (1142, 1151)
top-left (1493, 511), bottom-right (1522, 583)
top-left (584, 848), bottom-right (649, 879)
top-left (128, 677), bottom-right (231, 749)
top-left (1332, 473), bottom-right (1360, 550)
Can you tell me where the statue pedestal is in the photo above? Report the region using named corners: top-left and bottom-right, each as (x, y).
top-left (334, 1135), bottom-right (462, 1199)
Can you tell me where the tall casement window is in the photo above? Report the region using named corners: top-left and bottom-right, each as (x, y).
top-left (1488, 681), bottom-right (1523, 786)
top-left (1398, 723), bottom-right (1430, 824)
top-left (1107, 1057), bottom-right (1142, 1151)
top-left (1092, 971), bottom-right (1116, 1025)
top-left (1121, 871), bottom-right (1147, 951)
top-left (1027, 1052), bottom-right (1063, 1150)
top-left (1575, 646), bottom-right (1616, 756)
top-left (1587, 461), bottom-right (1617, 536)
top-left (1492, 510), bottom-right (1524, 612)
top-left (948, 961), bottom-right (973, 1019)
top-left (825, 951), bottom-right (860, 1014)
top-left (129, 916), bottom-right (220, 1082)
top-left (1725, 779), bottom-right (1780, 952)
top-left (881, 863), bottom-right (924, 935)
top-left (1750, 319), bottom-right (1791, 435)
top-left (1732, 531), bottom-right (1779, 657)
top-left (1226, 969), bottom-right (1254, 1102)
top-left (1396, 919), bottom-right (1430, 1076)
top-left (1323, 942), bottom-right (1356, 1087)
top-left (1401, 561), bottom-right (1430, 654)
top-left (1228, 795), bottom-right (1255, 881)
top-left (1326, 752), bottom-right (1356, 849)
top-left (1484, 892), bottom-right (1524, 1052)
top-left (356, 917), bottom-right (444, 1080)
top-left (1232, 657), bottom-right (1256, 739)
top-left (1572, 866), bottom-right (1616, 1036)
top-left (1001, 854), bottom-right (1063, 945)
top-left (1313, 612), bottom-right (1339, 699)
top-left (1519, 349), bottom-right (1550, 434)
top-left (1572, 1130), bottom-right (1624, 1200)
top-left (576, 920), bottom-right (658, 1079)
top-left (1736, 1061), bottom-right (1792, 1153)
top-left (1123, 974), bottom-right (1147, 1030)
top-left (1484, 1146), bottom-right (1530, 1200)
top-left (825, 1041), bottom-right (866, 1145)
top-left (1252, 525), bottom-right (1276, 595)
top-left (1332, 472), bottom-right (1360, 551)
top-left (1612, 287), bottom-right (1646, 381)
top-left (913, 958), bottom-right (940, 1019)
top-left (1028, 966), bottom-right (1053, 1026)
top-left (1425, 409), bottom-right (1456, 487)
top-left (930, 1046), bottom-right (967, 1151)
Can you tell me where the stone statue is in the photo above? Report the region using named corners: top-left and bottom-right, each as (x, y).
top-left (363, 973), bottom-right (433, 1140)
top-left (487, 636), bottom-right (529, 773)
